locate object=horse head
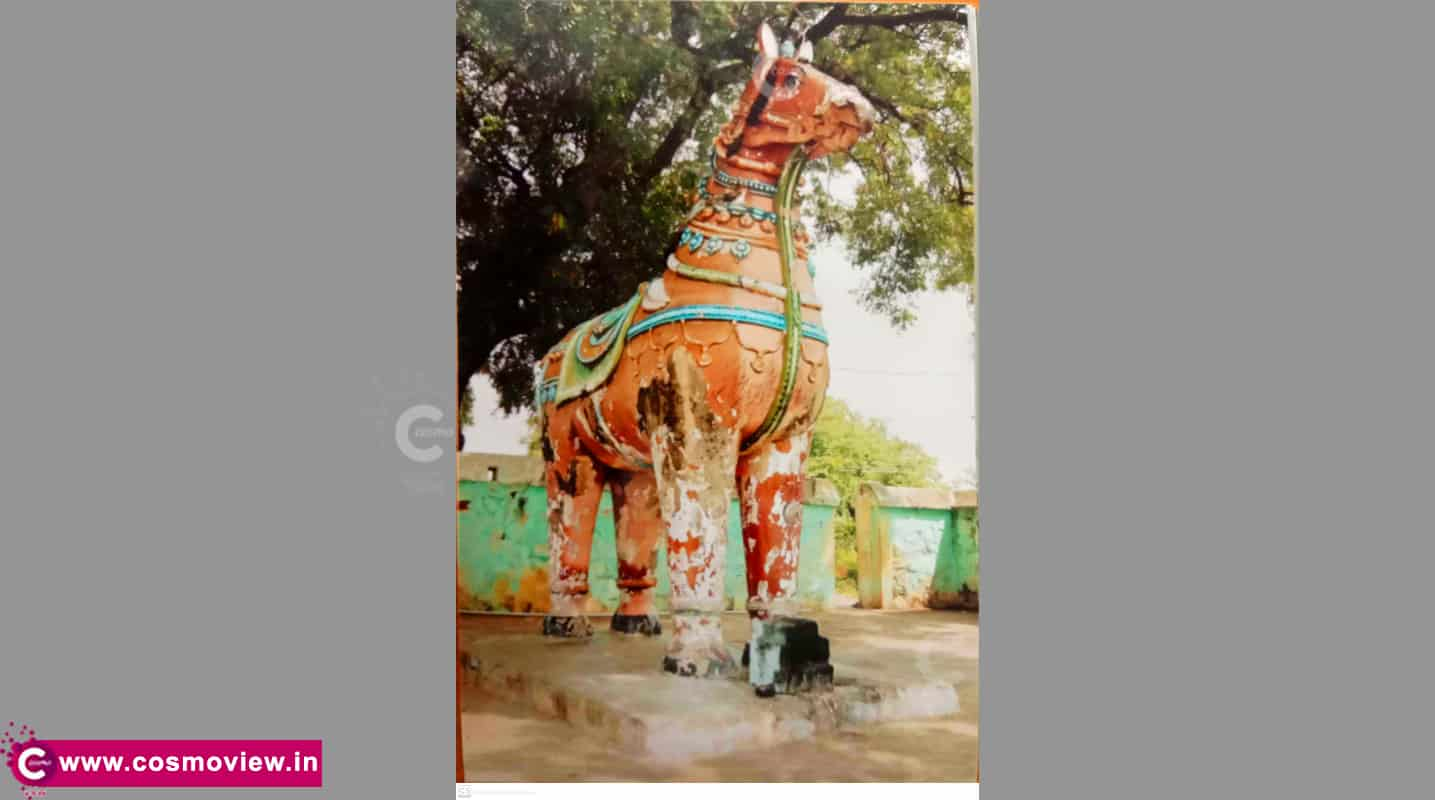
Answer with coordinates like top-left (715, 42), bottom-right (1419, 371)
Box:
top-left (717, 22), bottom-right (876, 162)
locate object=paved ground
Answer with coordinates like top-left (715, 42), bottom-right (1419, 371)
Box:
top-left (460, 608), bottom-right (978, 781)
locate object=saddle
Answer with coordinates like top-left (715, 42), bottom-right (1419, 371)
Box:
top-left (546, 285), bottom-right (645, 406)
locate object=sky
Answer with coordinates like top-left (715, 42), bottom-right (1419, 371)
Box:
top-left (463, 186), bottom-right (978, 487)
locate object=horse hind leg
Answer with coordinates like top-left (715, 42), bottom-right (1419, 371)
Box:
top-left (540, 420), bottom-right (608, 638)
top-left (609, 470), bottom-right (663, 636)
top-left (639, 346), bottom-right (740, 677)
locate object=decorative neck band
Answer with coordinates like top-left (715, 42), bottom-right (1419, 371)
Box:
top-left (695, 184), bottom-right (780, 224)
top-left (725, 152), bottom-right (785, 177)
top-left (678, 227), bottom-right (755, 260)
top-left (710, 149), bottom-right (778, 196)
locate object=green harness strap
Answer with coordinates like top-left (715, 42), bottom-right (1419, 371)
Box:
top-left (742, 147), bottom-right (810, 453)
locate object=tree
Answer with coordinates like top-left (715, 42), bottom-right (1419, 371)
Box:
top-left (522, 413), bottom-right (544, 458)
top-left (805, 396), bottom-right (945, 591)
top-left (458, 1), bottom-right (973, 411)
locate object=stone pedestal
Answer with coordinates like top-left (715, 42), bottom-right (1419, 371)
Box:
top-left (461, 611), bottom-right (961, 763)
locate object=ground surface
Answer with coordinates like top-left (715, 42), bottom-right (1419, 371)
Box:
top-left (460, 608), bottom-right (978, 782)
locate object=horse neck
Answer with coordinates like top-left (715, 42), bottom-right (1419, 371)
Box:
top-left (685, 146), bottom-right (808, 279)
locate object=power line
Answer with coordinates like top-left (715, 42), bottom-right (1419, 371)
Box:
top-left (832, 364), bottom-right (964, 376)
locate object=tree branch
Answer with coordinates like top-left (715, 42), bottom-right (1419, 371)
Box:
top-left (805, 5), bottom-right (848, 43)
top-left (781, 5), bottom-right (803, 41)
top-left (816, 61), bottom-right (909, 124)
top-left (865, 91), bottom-right (908, 123)
top-left (807, 6), bottom-right (967, 43)
top-left (670, 0), bottom-right (703, 55)
top-left (833, 9), bottom-right (968, 32)
top-left (637, 72), bottom-right (716, 189)
top-left (634, 58), bottom-right (744, 190)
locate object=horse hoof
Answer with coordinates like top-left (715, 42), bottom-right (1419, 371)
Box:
top-left (662, 656), bottom-right (693, 676)
top-left (611, 613), bottom-right (662, 636)
top-left (661, 652), bottom-right (738, 679)
top-left (541, 615), bottom-right (593, 638)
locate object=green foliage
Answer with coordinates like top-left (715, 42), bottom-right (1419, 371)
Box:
top-left (523, 413), bottom-right (544, 458)
top-left (806, 6), bottom-right (975, 328)
top-left (805, 396), bottom-right (945, 593)
top-left (834, 545), bottom-right (859, 585)
top-left (458, 1), bottom-right (973, 409)
top-left (459, 384), bottom-right (474, 428)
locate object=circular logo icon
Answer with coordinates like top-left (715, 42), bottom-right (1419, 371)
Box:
top-left (11, 741), bottom-right (57, 786)
top-left (396, 404), bottom-right (446, 463)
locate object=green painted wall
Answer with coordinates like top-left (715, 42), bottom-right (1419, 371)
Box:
top-left (931, 506), bottom-right (979, 608)
top-left (885, 506), bottom-right (954, 603)
top-left (855, 483), bottom-right (979, 610)
top-left (458, 480), bottom-right (837, 614)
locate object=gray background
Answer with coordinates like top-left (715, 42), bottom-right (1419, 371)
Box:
top-left (0, 0), bottom-right (1431, 797)
top-left (0, 2), bottom-right (454, 798)
top-left (980, 0), bottom-right (1433, 796)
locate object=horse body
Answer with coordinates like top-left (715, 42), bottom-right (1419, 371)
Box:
top-left (534, 23), bottom-right (874, 678)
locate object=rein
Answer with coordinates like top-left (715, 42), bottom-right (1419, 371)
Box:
top-left (741, 145), bottom-right (810, 452)
top-left (727, 63), bottom-right (780, 157)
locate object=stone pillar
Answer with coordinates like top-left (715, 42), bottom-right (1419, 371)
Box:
top-left (797, 477), bottom-right (841, 610)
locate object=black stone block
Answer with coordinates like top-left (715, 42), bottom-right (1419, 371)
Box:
top-left (749, 615), bottom-right (834, 698)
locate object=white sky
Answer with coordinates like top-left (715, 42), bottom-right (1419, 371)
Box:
top-left (464, 166), bottom-right (976, 487)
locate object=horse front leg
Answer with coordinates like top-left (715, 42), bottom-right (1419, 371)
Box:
top-left (737, 430), bottom-right (811, 621)
top-left (640, 347), bottom-right (740, 678)
top-left (541, 423), bottom-right (608, 638)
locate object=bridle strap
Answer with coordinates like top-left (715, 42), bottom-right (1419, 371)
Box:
top-left (727, 63), bottom-right (780, 157)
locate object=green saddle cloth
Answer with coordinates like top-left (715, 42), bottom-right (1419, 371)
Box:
top-left (551, 286), bottom-right (645, 406)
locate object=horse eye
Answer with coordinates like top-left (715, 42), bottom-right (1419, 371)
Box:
top-left (783, 73), bottom-right (801, 90)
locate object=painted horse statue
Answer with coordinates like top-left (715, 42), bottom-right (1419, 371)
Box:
top-left (535, 23), bottom-right (874, 679)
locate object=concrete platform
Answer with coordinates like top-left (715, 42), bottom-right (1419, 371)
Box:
top-left (460, 608), bottom-right (978, 779)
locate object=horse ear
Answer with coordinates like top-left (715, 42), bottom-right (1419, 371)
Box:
top-left (758, 23), bottom-right (778, 58)
top-left (797, 40), bottom-right (813, 62)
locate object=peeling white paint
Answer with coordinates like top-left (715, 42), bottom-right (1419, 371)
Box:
top-left (574, 408), bottom-right (597, 442)
top-left (561, 495), bottom-right (577, 529)
top-left (764, 441), bottom-right (806, 477)
top-left (741, 485), bottom-right (761, 527)
top-left (763, 546), bottom-right (781, 572)
top-left (641, 275), bottom-right (670, 311)
top-left (769, 488), bottom-right (789, 525)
